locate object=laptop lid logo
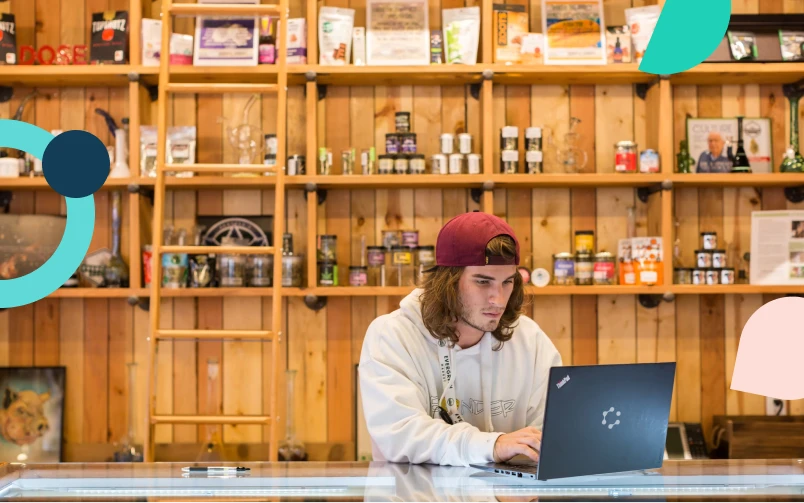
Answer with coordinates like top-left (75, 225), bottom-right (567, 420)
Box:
top-left (602, 407), bottom-right (621, 429)
top-left (556, 375), bottom-right (570, 389)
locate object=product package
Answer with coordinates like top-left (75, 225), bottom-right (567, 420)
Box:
top-left (142, 19), bottom-right (194, 66)
top-left (618, 237), bottom-right (663, 286)
top-left (318, 7), bottom-right (355, 65)
top-left (606, 25), bottom-right (631, 63)
top-left (193, 0), bottom-right (258, 66)
top-left (286, 18), bottom-right (308, 64)
top-left (443, 6), bottom-right (480, 64)
top-left (624, 5), bottom-right (659, 64)
top-left (0, 13), bottom-right (17, 65)
top-left (352, 27), bottom-right (366, 65)
top-left (780, 30), bottom-right (804, 61)
top-left (519, 33), bottom-right (544, 64)
top-left (91, 11), bottom-right (129, 64)
top-left (166, 127), bottom-right (197, 178)
top-left (140, 126), bottom-right (158, 178)
top-left (728, 30), bottom-right (758, 61)
top-left (493, 4), bottom-right (527, 63)
top-left (170, 34), bottom-right (194, 64)
top-left (430, 30), bottom-right (443, 63)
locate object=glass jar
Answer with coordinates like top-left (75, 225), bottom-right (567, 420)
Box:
top-left (409, 154), bottom-right (426, 174)
top-left (500, 150), bottom-right (518, 174)
top-left (526, 151), bottom-right (543, 174)
top-left (575, 253), bottom-right (593, 285)
top-left (318, 261), bottom-right (338, 286)
top-left (349, 266), bottom-right (368, 286)
top-left (553, 252), bottom-right (575, 286)
top-left (400, 133), bottom-right (417, 154)
top-left (467, 153), bottom-right (481, 174)
top-left (382, 230), bottom-right (400, 250)
top-left (674, 267), bottom-right (692, 285)
top-left (401, 230), bottom-right (419, 249)
top-left (432, 154), bottom-right (447, 174)
top-left (705, 268), bottom-right (720, 285)
top-left (500, 126), bottom-right (518, 151)
top-left (378, 154), bottom-right (394, 174)
top-left (721, 268), bottom-right (735, 285)
top-left (287, 154), bottom-right (305, 175)
top-left (394, 154), bottom-right (409, 174)
top-left (248, 255), bottom-right (273, 287)
top-left (386, 133), bottom-right (400, 154)
top-left (712, 249), bottom-right (726, 268)
top-left (575, 231), bottom-right (595, 254)
top-left (615, 141), bottom-right (638, 173)
top-left (367, 246), bottom-right (386, 286)
top-left (389, 246), bottom-right (414, 287)
top-left (317, 235), bottom-right (337, 263)
top-left (219, 253), bottom-right (246, 287)
top-left (362, 148), bottom-right (376, 174)
top-left (318, 147), bottom-right (332, 175)
top-left (458, 133), bottom-right (472, 155)
top-left (416, 245), bottom-right (435, 283)
top-left (440, 133), bottom-right (454, 154)
top-left (525, 127), bottom-right (542, 151)
top-left (593, 252), bottom-right (615, 285)
top-left (449, 153), bottom-right (464, 174)
top-left (342, 149), bottom-right (355, 175)
top-left (701, 232), bottom-right (717, 250)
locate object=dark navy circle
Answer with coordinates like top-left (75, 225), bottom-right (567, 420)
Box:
top-left (42, 130), bottom-right (109, 198)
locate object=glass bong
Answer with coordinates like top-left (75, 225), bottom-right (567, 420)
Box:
top-left (781, 82), bottom-right (804, 173)
top-left (113, 362), bottom-right (144, 462)
top-left (278, 369), bottom-right (308, 461)
top-left (547, 117), bottom-right (588, 173)
top-left (226, 94), bottom-right (264, 177)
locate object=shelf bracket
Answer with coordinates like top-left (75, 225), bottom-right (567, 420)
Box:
top-left (303, 182), bottom-right (327, 205)
top-left (131, 297), bottom-right (150, 312)
top-left (304, 294), bottom-right (327, 311)
top-left (638, 294), bottom-right (669, 309)
top-left (0, 191), bottom-right (12, 214)
top-left (135, 186), bottom-right (155, 206)
top-left (146, 85), bottom-right (158, 102)
top-left (128, 72), bottom-right (141, 83)
top-left (783, 79), bottom-right (804, 100)
top-left (0, 87), bottom-right (12, 104)
top-left (636, 183), bottom-right (664, 203)
top-left (784, 186), bottom-right (804, 204)
top-left (317, 84), bottom-right (327, 101)
top-left (469, 83), bottom-right (482, 101)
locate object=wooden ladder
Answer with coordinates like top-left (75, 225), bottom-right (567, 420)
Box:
top-left (145, 0), bottom-right (288, 463)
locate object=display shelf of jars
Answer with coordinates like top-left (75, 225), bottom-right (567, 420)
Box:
top-left (137, 176), bottom-right (277, 189)
top-left (669, 173), bottom-right (804, 187)
top-left (0, 177), bottom-right (137, 190)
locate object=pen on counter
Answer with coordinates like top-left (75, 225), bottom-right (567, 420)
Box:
top-left (182, 466), bottom-right (250, 473)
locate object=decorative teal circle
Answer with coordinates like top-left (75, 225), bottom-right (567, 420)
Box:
top-left (0, 119), bottom-right (97, 308)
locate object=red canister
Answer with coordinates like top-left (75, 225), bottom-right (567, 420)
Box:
top-left (142, 245), bottom-right (153, 286)
top-left (615, 141), bottom-right (638, 173)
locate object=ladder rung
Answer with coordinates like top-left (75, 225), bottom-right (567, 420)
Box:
top-left (161, 246), bottom-right (275, 255)
top-left (165, 83), bottom-right (278, 94)
top-left (170, 3), bottom-right (280, 16)
top-left (156, 329), bottom-right (273, 341)
top-left (152, 415), bottom-right (272, 425)
top-left (162, 163), bottom-right (276, 173)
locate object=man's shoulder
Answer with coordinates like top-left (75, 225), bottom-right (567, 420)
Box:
top-left (364, 309), bottom-right (423, 347)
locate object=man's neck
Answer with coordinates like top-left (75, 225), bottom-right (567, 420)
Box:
top-left (455, 321), bottom-right (485, 349)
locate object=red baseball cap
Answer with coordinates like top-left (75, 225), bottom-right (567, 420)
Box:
top-left (435, 211), bottom-right (520, 266)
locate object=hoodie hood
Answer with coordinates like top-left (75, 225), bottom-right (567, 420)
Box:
top-left (398, 288), bottom-right (495, 433)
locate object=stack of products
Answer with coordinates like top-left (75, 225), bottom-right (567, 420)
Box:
top-left (499, 126), bottom-right (543, 174)
top-left (140, 126), bottom-right (197, 178)
top-left (434, 132), bottom-right (480, 175)
top-left (674, 232), bottom-right (736, 286)
top-left (350, 230), bottom-right (435, 287)
top-left (378, 112), bottom-right (425, 175)
top-left (617, 237), bottom-right (664, 286)
top-left (548, 231), bottom-right (617, 287)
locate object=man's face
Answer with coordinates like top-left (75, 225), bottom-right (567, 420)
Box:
top-left (708, 132), bottom-right (724, 157)
top-left (457, 265), bottom-right (517, 333)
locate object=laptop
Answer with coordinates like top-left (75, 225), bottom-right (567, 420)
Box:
top-left (470, 362), bottom-right (676, 481)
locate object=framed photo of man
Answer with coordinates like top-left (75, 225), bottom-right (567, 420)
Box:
top-left (686, 117), bottom-right (773, 174)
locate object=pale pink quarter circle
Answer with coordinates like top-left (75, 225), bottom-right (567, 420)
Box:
top-left (731, 297), bottom-right (804, 400)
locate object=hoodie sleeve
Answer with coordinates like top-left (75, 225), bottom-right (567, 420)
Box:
top-left (358, 318), bottom-right (502, 467)
top-left (526, 330), bottom-right (563, 430)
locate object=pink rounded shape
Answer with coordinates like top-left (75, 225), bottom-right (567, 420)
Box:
top-left (731, 296), bottom-right (804, 400)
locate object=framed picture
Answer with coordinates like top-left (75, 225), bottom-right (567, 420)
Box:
top-left (366, 0), bottom-right (430, 66)
top-left (193, 0), bottom-right (259, 66)
top-left (0, 367), bottom-right (65, 463)
top-left (686, 117), bottom-right (773, 174)
top-left (541, 0), bottom-right (606, 65)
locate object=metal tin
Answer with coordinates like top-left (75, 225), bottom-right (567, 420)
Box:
top-left (467, 153), bottom-right (481, 174)
top-left (575, 231), bottom-right (595, 254)
top-left (593, 252), bottom-right (616, 285)
top-left (432, 154), bottom-right (448, 174)
top-left (712, 249), bottom-right (726, 269)
top-left (400, 133), bottom-right (417, 154)
top-left (500, 150), bottom-right (518, 174)
top-left (674, 267), bottom-right (691, 285)
top-left (385, 133), bottom-right (400, 154)
top-left (721, 268), bottom-right (735, 285)
top-left (458, 133), bottom-right (472, 154)
top-left (705, 268), bottom-right (720, 285)
top-left (394, 154), bottom-right (409, 174)
top-left (701, 232), bottom-right (717, 250)
top-left (692, 269), bottom-right (706, 285)
top-left (409, 154), bottom-right (426, 174)
top-left (639, 149), bottom-right (660, 173)
top-left (440, 133), bottom-right (454, 154)
top-left (367, 246), bottom-right (386, 266)
top-left (553, 252), bottom-right (575, 286)
top-left (696, 249), bottom-right (713, 268)
top-left (526, 150), bottom-right (543, 174)
top-left (378, 154), bottom-right (394, 174)
top-left (615, 141), bottom-right (638, 173)
top-left (500, 126), bottom-right (518, 151)
top-left (401, 229), bottom-right (419, 248)
top-left (575, 253), bottom-right (593, 285)
top-left (449, 153), bottom-right (464, 174)
top-left (287, 154), bottom-right (305, 175)
top-left (349, 265), bottom-right (368, 286)
top-left (264, 134), bottom-right (278, 155)
top-left (395, 112), bottom-right (410, 133)
top-left (382, 230), bottom-right (400, 249)
top-left (525, 127), bottom-right (542, 151)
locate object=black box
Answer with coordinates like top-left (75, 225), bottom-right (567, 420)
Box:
top-left (0, 14), bottom-right (17, 65)
top-left (91, 11), bottom-right (129, 64)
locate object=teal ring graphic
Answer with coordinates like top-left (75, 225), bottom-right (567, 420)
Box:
top-left (0, 120), bottom-right (95, 308)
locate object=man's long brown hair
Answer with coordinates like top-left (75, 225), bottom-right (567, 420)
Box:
top-left (418, 235), bottom-right (525, 351)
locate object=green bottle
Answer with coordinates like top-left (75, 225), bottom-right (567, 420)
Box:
top-left (781, 90), bottom-right (804, 173)
top-left (676, 140), bottom-right (695, 173)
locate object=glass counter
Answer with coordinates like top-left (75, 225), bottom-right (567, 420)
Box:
top-left (1, 459), bottom-right (804, 501)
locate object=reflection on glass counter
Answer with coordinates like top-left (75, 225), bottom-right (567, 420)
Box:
top-left (2, 460), bottom-right (804, 501)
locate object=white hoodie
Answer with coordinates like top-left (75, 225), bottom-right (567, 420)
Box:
top-left (358, 288), bottom-right (563, 467)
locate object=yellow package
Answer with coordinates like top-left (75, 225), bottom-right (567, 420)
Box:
top-left (494, 4), bottom-right (529, 63)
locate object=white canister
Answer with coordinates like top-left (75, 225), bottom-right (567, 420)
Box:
top-left (448, 153), bottom-right (464, 174)
top-left (0, 158), bottom-right (20, 178)
top-left (458, 133), bottom-right (472, 155)
top-left (467, 153), bottom-right (481, 174)
top-left (432, 154), bottom-right (447, 175)
top-left (440, 133), bottom-right (454, 155)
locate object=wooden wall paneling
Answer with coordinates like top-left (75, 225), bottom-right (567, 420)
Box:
top-left (700, 294), bottom-right (726, 448)
top-left (84, 299), bottom-right (110, 443)
top-left (60, 299), bottom-right (85, 446)
top-left (725, 294), bottom-right (765, 416)
top-left (676, 295), bottom-right (701, 424)
top-left (287, 296), bottom-right (327, 444)
top-left (155, 189), bottom-right (175, 445)
top-left (132, 302), bottom-right (149, 453)
top-left (108, 300), bottom-right (133, 444)
top-left (732, 0), bottom-right (759, 13)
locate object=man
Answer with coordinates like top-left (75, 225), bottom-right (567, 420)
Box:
top-left (358, 211), bottom-right (562, 467)
top-left (696, 131), bottom-right (732, 173)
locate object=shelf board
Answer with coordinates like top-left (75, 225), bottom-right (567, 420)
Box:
top-left (670, 63), bottom-right (804, 85)
top-left (49, 288), bottom-right (147, 298)
top-left (492, 173), bottom-right (665, 187)
top-left (489, 64), bottom-right (653, 85)
top-left (0, 65), bottom-right (144, 87)
top-left (670, 173), bottom-right (804, 187)
top-left (140, 65), bottom-right (280, 85)
top-left (291, 64), bottom-right (484, 86)
top-left (137, 176), bottom-right (277, 190)
top-left (0, 177), bottom-right (137, 190)
top-left (287, 174), bottom-right (487, 188)
top-left (670, 285), bottom-right (804, 295)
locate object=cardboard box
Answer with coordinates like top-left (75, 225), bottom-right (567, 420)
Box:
top-left (286, 18), bottom-right (307, 64)
top-left (0, 14), bottom-right (17, 65)
top-left (91, 11), bottom-right (129, 64)
top-left (493, 4), bottom-right (528, 63)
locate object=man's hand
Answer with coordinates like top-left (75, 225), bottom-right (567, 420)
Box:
top-left (493, 427), bottom-right (542, 463)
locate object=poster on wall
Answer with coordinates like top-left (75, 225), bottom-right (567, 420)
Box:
top-left (366, 0), bottom-right (430, 65)
top-left (193, 0), bottom-right (258, 66)
top-left (750, 210), bottom-right (804, 285)
top-left (686, 117), bottom-right (773, 174)
top-left (541, 0), bottom-right (606, 65)
top-left (0, 367), bottom-right (65, 463)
